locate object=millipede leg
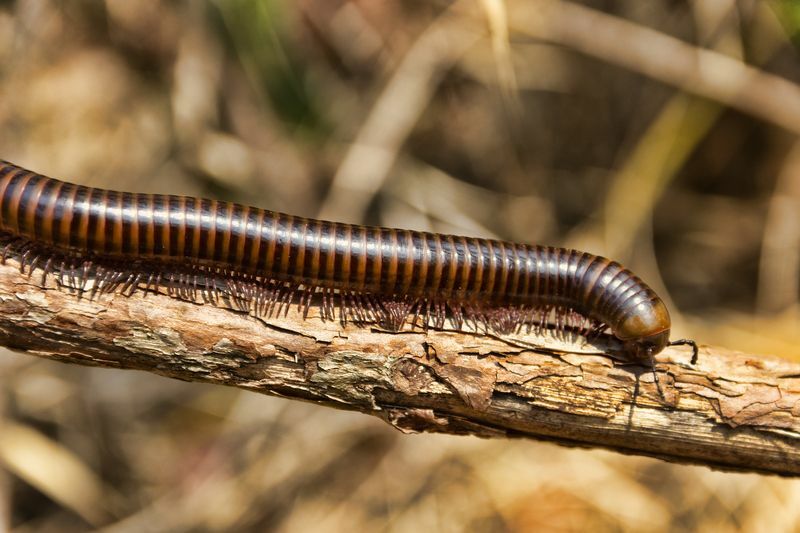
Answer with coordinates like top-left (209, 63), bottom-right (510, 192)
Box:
top-left (19, 249), bottom-right (31, 274)
top-left (1, 242), bottom-right (12, 263)
top-left (41, 257), bottom-right (53, 284)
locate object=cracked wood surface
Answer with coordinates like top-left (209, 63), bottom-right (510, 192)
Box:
top-left (0, 260), bottom-right (798, 476)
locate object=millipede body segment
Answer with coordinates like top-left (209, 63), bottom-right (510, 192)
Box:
top-left (0, 160), bottom-right (696, 364)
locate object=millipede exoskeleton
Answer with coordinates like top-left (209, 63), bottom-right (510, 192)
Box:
top-left (0, 160), bottom-right (697, 380)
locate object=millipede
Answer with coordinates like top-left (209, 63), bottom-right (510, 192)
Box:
top-left (0, 160), bottom-right (697, 380)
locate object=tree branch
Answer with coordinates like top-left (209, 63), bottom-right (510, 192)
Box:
top-left (0, 260), bottom-right (798, 476)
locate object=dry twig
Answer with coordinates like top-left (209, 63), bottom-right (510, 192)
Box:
top-left (507, 0), bottom-right (800, 136)
top-left (0, 260), bottom-right (798, 477)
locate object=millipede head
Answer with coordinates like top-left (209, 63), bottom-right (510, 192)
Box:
top-left (616, 298), bottom-right (672, 362)
top-left (621, 329), bottom-right (671, 363)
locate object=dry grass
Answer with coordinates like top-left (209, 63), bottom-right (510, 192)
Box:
top-left (1, 0), bottom-right (800, 530)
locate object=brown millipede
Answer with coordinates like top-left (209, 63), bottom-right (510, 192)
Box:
top-left (0, 161), bottom-right (697, 377)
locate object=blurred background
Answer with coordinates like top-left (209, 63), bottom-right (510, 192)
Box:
top-left (1, 0), bottom-right (800, 530)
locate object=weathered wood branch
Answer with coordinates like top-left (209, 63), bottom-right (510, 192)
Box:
top-left (0, 260), bottom-right (798, 476)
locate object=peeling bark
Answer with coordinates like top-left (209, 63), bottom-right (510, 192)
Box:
top-left (0, 261), bottom-right (798, 476)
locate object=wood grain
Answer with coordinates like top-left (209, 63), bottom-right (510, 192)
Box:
top-left (0, 259), bottom-right (798, 476)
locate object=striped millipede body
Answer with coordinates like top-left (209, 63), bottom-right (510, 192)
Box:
top-left (0, 161), bottom-right (696, 368)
